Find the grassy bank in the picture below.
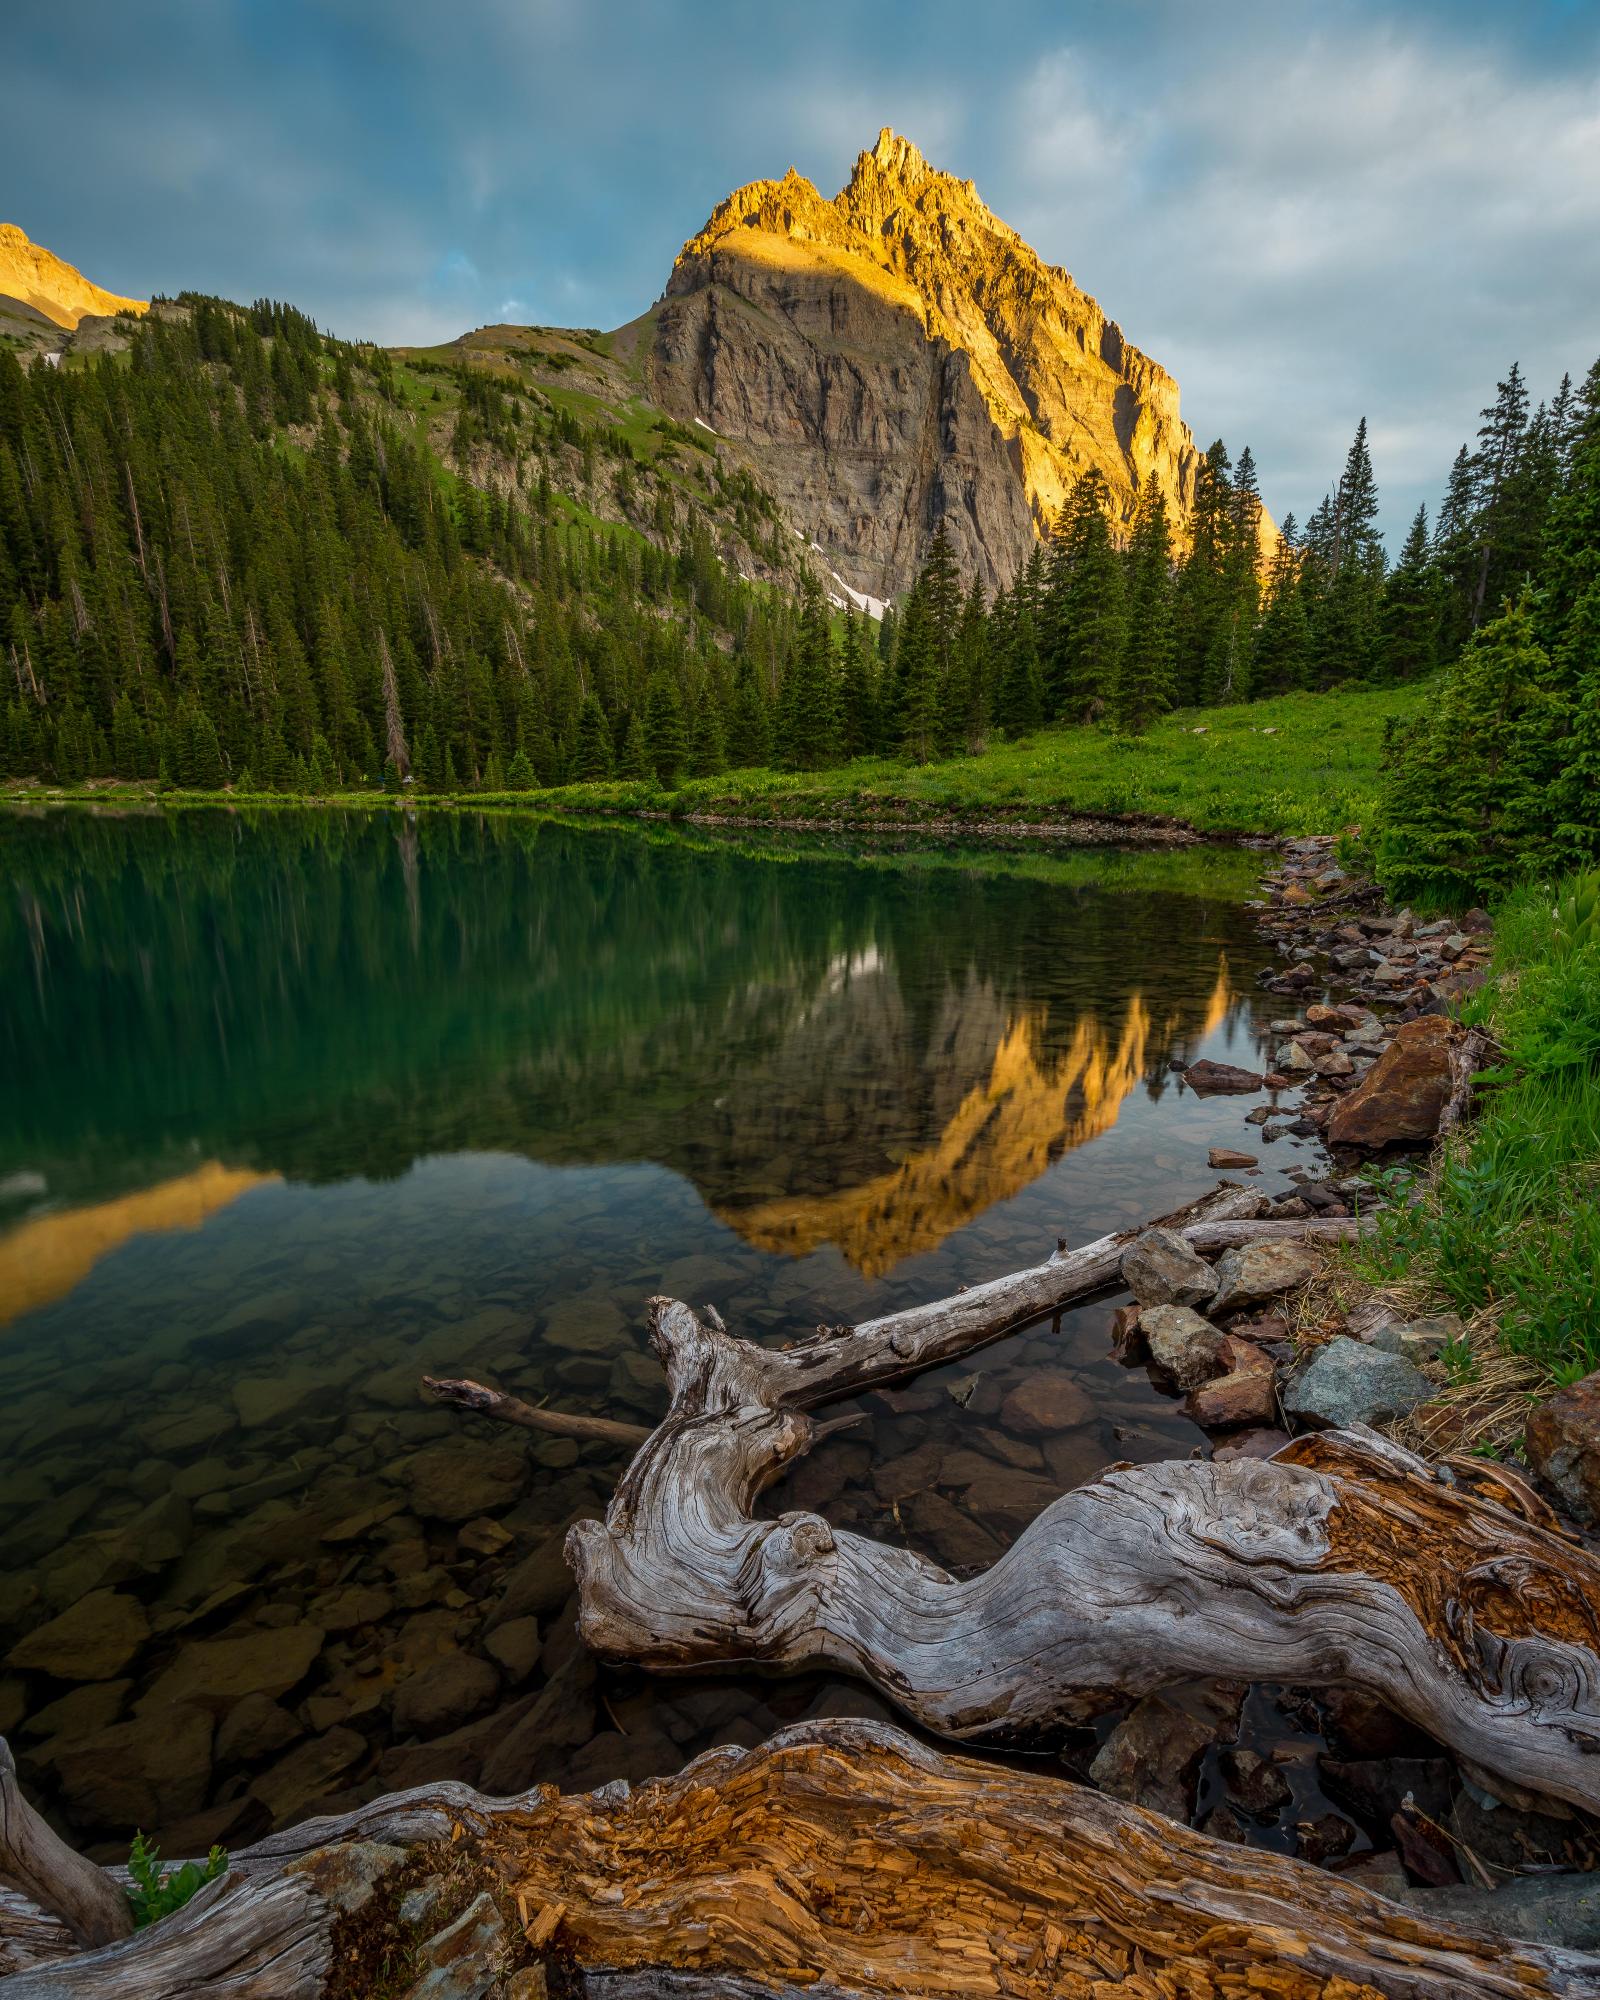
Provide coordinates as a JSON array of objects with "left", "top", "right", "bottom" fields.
[
  {"left": 523, "top": 685, "right": 1427, "bottom": 837},
  {"left": 4, "top": 683, "right": 1427, "bottom": 841},
  {"left": 1361, "top": 869, "right": 1600, "bottom": 1385}
]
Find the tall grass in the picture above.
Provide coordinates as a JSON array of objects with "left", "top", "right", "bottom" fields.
[{"left": 1362, "top": 870, "right": 1600, "bottom": 1379}]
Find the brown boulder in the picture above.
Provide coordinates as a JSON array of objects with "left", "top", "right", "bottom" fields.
[
  {"left": 998, "top": 1368, "right": 1094, "bottom": 1434},
  {"left": 1525, "top": 1372, "right": 1600, "bottom": 1526},
  {"left": 1326, "top": 1015, "right": 1463, "bottom": 1149},
  {"left": 1183, "top": 1367, "right": 1279, "bottom": 1431},
  {"left": 1088, "top": 1695, "right": 1214, "bottom": 1821},
  {"left": 1183, "top": 1060, "right": 1264, "bottom": 1095}
]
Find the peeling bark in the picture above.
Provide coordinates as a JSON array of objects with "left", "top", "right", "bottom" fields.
[
  {"left": 5, "top": 1723, "right": 1597, "bottom": 1999},
  {"left": 560, "top": 1292, "right": 1600, "bottom": 1811}
]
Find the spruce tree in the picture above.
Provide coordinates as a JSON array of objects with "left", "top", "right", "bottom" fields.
[
  {"left": 1172, "top": 442, "right": 1234, "bottom": 705},
  {"left": 616, "top": 710, "right": 649, "bottom": 779},
  {"left": 1377, "top": 593, "right": 1569, "bottom": 900},
  {"left": 643, "top": 669, "right": 688, "bottom": 784},
  {"left": 1376, "top": 505, "right": 1440, "bottom": 682},
  {"left": 1042, "top": 471, "right": 1126, "bottom": 720},
  {"left": 1251, "top": 516, "right": 1310, "bottom": 696},
  {"left": 1114, "top": 479, "right": 1175, "bottom": 732},
  {"left": 688, "top": 696, "right": 727, "bottom": 777},
  {"left": 572, "top": 695, "right": 614, "bottom": 780}
]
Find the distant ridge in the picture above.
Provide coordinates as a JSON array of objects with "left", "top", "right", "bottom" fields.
[{"left": 0, "top": 222, "right": 147, "bottom": 329}]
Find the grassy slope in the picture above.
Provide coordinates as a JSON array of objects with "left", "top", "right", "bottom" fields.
[
  {"left": 516, "top": 684, "right": 1428, "bottom": 838},
  {"left": 8, "top": 684, "right": 1426, "bottom": 839},
  {"left": 1360, "top": 871, "right": 1600, "bottom": 1386}
]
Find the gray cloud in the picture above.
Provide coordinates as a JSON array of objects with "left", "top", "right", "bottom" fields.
[{"left": 2, "top": 0, "right": 1595, "bottom": 542}]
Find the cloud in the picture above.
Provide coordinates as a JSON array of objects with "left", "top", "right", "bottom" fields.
[
  {"left": 1, "top": 0, "right": 1594, "bottom": 544},
  {"left": 994, "top": 16, "right": 1600, "bottom": 535}
]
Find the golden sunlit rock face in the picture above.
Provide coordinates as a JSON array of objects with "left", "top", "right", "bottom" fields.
[
  {"left": 721, "top": 990, "right": 1162, "bottom": 1276},
  {"left": 0, "top": 1162, "right": 273, "bottom": 1325},
  {"left": 0, "top": 222, "right": 148, "bottom": 329},
  {"left": 650, "top": 128, "right": 1203, "bottom": 596}
]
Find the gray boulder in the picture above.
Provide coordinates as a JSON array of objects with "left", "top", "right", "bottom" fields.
[
  {"left": 1210, "top": 1240, "right": 1317, "bottom": 1314},
  {"left": 1140, "top": 1305, "right": 1227, "bottom": 1390},
  {"left": 1284, "top": 1336, "right": 1432, "bottom": 1428},
  {"left": 1119, "top": 1228, "right": 1218, "bottom": 1309}
]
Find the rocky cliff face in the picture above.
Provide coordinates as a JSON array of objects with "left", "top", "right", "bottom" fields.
[
  {"left": 645, "top": 130, "right": 1201, "bottom": 598},
  {"left": 0, "top": 223, "right": 147, "bottom": 330}
]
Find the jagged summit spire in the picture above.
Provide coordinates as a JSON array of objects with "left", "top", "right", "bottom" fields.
[{"left": 860, "top": 128, "right": 929, "bottom": 184}]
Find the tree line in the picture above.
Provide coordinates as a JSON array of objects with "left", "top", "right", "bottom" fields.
[{"left": 0, "top": 292, "right": 1593, "bottom": 835}]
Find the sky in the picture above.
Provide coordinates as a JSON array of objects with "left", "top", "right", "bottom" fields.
[{"left": 5, "top": 0, "right": 1598, "bottom": 544}]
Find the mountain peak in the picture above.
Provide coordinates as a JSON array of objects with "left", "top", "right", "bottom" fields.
[
  {"left": 0, "top": 223, "right": 147, "bottom": 329},
  {"left": 860, "top": 127, "right": 929, "bottom": 184},
  {"left": 653, "top": 138, "right": 1207, "bottom": 597}
]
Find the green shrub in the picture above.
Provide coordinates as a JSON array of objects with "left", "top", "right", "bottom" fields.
[{"left": 126, "top": 1832, "right": 228, "bottom": 1927}]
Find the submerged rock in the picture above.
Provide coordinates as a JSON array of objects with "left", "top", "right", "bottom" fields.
[
  {"left": 1283, "top": 1337, "right": 1432, "bottom": 1429},
  {"left": 1119, "top": 1228, "right": 1218, "bottom": 1310},
  {"left": 997, "top": 1367, "right": 1093, "bottom": 1434},
  {"left": 5, "top": 1588, "right": 150, "bottom": 1681},
  {"left": 392, "top": 1652, "right": 501, "bottom": 1737}
]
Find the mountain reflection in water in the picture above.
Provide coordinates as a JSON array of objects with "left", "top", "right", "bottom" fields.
[
  {"left": 3, "top": 811, "right": 1259, "bottom": 1307},
  {"left": 0, "top": 808, "right": 1333, "bottom": 1853}
]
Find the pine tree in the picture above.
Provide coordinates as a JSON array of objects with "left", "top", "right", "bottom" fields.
[
  {"left": 1041, "top": 472, "right": 1126, "bottom": 720},
  {"left": 1376, "top": 504, "right": 1440, "bottom": 682},
  {"left": 778, "top": 577, "right": 837, "bottom": 769},
  {"left": 688, "top": 694, "right": 727, "bottom": 777},
  {"left": 837, "top": 614, "right": 878, "bottom": 760},
  {"left": 1251, "top": 516, "right": 1310, "bottom": 696},
  {"left": 643, "top": 669, "right": 688, "bottom": 784},
  {"left": 616, "top": 710, "right": 649, "bottom": 779},
  {"left": 1468, "top": 362, "right": 1531, "bottom": 627},
  {"left": 1377, "top": 593, "right": 1570, "bottom": 900},
  {"left": 994, "top": 597, "right": 1045, "bottom": 738},
  {"left": 1172, "top": 441, "right": 1234, "bottom": 705},
  {"left": 507, "top": 745, "right": 536, "bottom": 790},
  {"left": 725, "top": 659, "right": 772, "bottom": 769},
  {"left": 1114, "top": 479, "right": 1175, "bottom": 732},
  {"left": 572, "top": 695, "right": 614, "bottom": 780},
  {"left": 1311, "top": 418, "right": 1385, "bottom": 685}
]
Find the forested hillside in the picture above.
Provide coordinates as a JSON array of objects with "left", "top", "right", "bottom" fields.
[
  {"left": 0, "top": 297, "right": 823, "bottom": 791},
  {"left": 1, "top": 293, "right": 1595, "bottom": 866}
]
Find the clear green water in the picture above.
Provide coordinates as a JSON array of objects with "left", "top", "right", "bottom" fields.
[{"left": 0, "top": 808, "right": 1326, "bottom": 1851}]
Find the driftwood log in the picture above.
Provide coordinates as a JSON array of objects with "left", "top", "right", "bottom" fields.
[
  {"left": 433, "top": 1205, "right": 1600, "bottom": 1815},
  {"left": 5, "top": 1721, "right": 1599, "bottom": 1998}
]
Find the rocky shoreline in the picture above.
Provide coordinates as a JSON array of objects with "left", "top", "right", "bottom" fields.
[{"left": 1106, "top": 831, "right": 1502, "bottom": 1469}]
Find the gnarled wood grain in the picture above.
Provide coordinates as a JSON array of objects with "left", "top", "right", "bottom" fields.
[
  {"left": 560, "top": 1290, "right": 1600, "bottom": 1813},
  {"left": 5, "top": 1723, "right": 1597, "bottom": 1999}
]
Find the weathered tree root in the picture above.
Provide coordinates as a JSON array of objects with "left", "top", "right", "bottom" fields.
[
  {"left": 6, "top": 1722, "right": 1598, "bottom": 1998},
  {"left": 430, "top": 1203, "right": 1600, "bottom": 1811},
  {"left": 558, "top": 1292, "right": 1600, "bottom": 1813}
]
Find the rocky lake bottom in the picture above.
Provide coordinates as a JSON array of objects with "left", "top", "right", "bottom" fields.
[{"left": 0, "top": 808, "right": 1439, "bottom": 1869}]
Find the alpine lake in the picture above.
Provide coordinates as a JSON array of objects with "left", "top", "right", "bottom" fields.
[{"left": 0, "top": 806, "right": 1359, "bottom": 1861}]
